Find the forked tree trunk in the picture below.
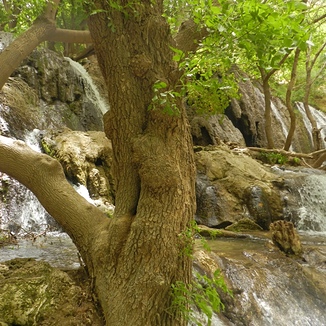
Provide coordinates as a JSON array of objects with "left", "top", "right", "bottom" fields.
[
  {"left": 0, "top": 1, "right": 196, "bottom": 324},
  {"left": 86, "top": 1, "right": 196, "bottom": 325}
]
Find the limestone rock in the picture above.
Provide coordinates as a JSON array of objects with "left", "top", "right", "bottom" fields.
[
  {"left": 41, "top": 129, "right": 114, "bottom": 205},
  {"left": 195, "top": 146, "right": 284, "bottom": 229}
]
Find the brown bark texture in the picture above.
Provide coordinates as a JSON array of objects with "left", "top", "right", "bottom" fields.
[
  {"left": 0, "top": 0, "right": 196, "bottom": 324},
  {"left": 86, "top": 1, "right": 196, "bottom": 325}
]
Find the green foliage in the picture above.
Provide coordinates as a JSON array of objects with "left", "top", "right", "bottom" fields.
[
  {"left": 290, "top": 156, "right": 301, "bottom": 166},
  {"left": 181, "top": 49, "right": 239, "bottom": 115},
  {"left": 178, "top": 220, "right": 212, "bottom": 257},
  {"left": 170, "top": 269, "right": 232, "bottom": 326},
  {"left": 41, "top": 139, "right": 56, "bottom": 157},
  {"left": 259, "top": 151, "right": 288, "bottom": 165},
  {"left": 1, "top": 0, "right": 47, "bottom": 34},
  {"left": 149, "top": 80, "right": 181, "bottom": 116},
  {"left": 56, "top": 0, "right": 88, "bottom": 30}
]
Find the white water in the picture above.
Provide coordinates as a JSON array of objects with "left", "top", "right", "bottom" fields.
[
  {"left": 0, "top": 116, "right": 9, "bottom": 135},
  {"left": 254, "top": 87, "right": 289, "bottom": 143},
  {"left": 270, "top": 101, "right": 289, "bottom": 141},
  {"left": 65, "top": 57, "right": 109, "bottom": 115},
  {"left": 296, "top": 102, "right": 326, "bottom": 149},
  {"left": 0, "top": 32, "right": 13, "bottom": 52},
  {"left": 0, "top": 129, "right": 50, "bottom": 233}
]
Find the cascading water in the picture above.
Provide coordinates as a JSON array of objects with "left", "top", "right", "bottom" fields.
[
  {"left": 65, "top": 57, "right": 109, "bottom": 115},
  {"left": 0, "top": 129, "right": 53, "bottom": 234},
  {"left": 296, "top": 102, "right": 326, "bottom": 149},
  {"left": 253, "top": 87, "right": 289, "bottom": 139}
]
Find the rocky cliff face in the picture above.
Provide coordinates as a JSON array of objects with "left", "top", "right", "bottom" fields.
[
  {"left": 1, "top": 45, "right": 107, "bottom": 141},
  {"left": 188, "top": 67, "right": 316, "bottom": 153}
]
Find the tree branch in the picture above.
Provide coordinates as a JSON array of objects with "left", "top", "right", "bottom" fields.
[
  {"left": 247, "top": 147, "right": 314, "bottom": 159},
  {"left": 0, "top": 135, "right": 108, "bottom": 264},
  {"left": 174, "top": 19, "right": 209, "bottom": 54},
  {"left": 47, "top": 28, "right": 92, "bottom": 43}
]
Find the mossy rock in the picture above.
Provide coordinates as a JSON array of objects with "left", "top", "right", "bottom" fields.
[{"left": 0, "top": 258, "right": 103, "bottom": 325}]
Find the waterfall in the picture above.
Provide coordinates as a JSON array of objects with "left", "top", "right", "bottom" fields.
[
  {"left": 0, "top": 129, "right": 55, "bottom": 234},
  {"left": 254, "top": 87, "right": 289, "bottom": 141},
  {"left": 0, "top": 115, "right": 9, "bottom": 135},
  {"left": 270, "top": 101, "right": 289, "bottom": 140},
  {"left": 65, "top": 57, "right": 109, "bottom": 115},
  {"left": 0, "top": 32, "right": 13, "bottom": 52},
  {"left": 296, "top": 102, "right": 326, "bottom": 149}
]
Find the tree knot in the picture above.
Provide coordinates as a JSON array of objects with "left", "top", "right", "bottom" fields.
[{"left": 129, "top": 54, "right": 152, "bottom": 77}]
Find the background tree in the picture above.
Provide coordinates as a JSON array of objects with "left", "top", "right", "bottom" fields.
[
  {"left": 283, "top": 49, "right": 301, "bottom": 151},
  {"left": 192, "top": 0, "right": 310, "bottom": 148}
]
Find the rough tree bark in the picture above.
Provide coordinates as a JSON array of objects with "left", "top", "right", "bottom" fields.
[
  {"left": 260, "top": 72, "right": 275, "bottom": 149},
  {"left": 87, "top": 1, "right": 196, "bottom": 324},
  {"left": 0, "top": 0, "right": 197, "bottom": 325}
]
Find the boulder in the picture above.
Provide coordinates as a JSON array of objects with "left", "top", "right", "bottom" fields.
[
  {"left": 195, "top": 146, "right": 284, "bottom": 229},
  {"left": 0, "top": 258, "right": 103, "bottom": 325}
]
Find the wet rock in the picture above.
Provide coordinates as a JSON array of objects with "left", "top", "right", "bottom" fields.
[
  {"left": 244, "top": 185, "right": 281, "bottom": 229},
  {"left": 195, "top": 174, "right": 221, "bottom": 227},
  {"left": 194, "top": 237, "right": 326, "bottom": 326},
  {"left": 189, "top": 113, "right": 246, "bottom": 147},
  {"left": 3, "top": 47, "right": 105, "bottom": 138},
  {"left": 195, "top": 146, "right": 283, "bottom": 228},
  {"left": 270, "top": 220, "right": 302, "bottom": 255},
  {"left": 0, "top": 258, "right": 103, "bottom": 326}
]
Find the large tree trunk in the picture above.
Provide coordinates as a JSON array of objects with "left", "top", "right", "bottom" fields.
[
  {"left": 0, "top": 0, "right": 196, "bottom": 324},
  {"left": 87, "top": 1, "right": 196, "bottom": 325}
]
